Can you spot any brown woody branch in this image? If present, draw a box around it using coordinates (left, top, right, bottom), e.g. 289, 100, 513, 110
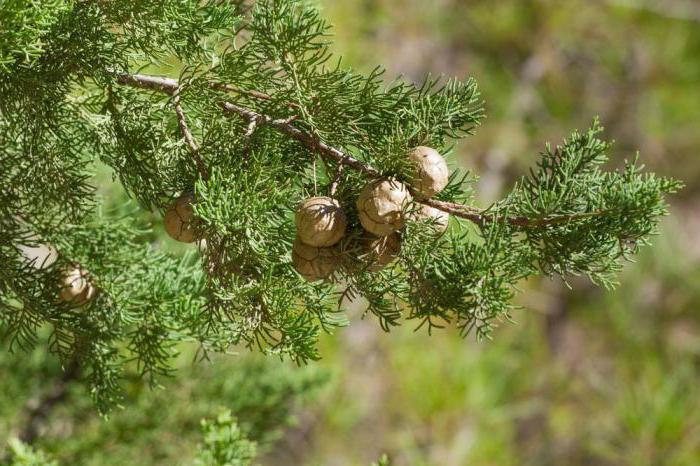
217, 102, 608, 226
112, 70, 611, 228
329, 163, 345, 197
112, 71, 210, 178
218, 101, 382, 178
112, 70, 300, 108
173, 88, 209, 179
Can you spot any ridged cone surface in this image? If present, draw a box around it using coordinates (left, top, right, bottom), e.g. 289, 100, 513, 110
408, 146, 449, 197
295, 196, 347, 247
59, 267, 95, 307
356, 179, 412, 236
362, 232, 401, 271
411, 204, 450, 235
292, 238, 340, 282
164, 194, 198, 243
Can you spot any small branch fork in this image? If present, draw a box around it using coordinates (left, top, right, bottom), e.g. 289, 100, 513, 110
114, 71, 209, 178
173, 88, 210, 179
111, 71, 610, 228
217, 101, 383, 178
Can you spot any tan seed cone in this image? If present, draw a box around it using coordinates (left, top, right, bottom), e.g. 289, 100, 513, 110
356, 179, 412, 236
81, 283, 97, 303
59, 267, 95, 307
408, 146, 449, 197
363, 233, 401, 272
411, 204, 449, 235
295, 196, 347, 247
164, 194, 198, 243
18, 243, 58, 270
292, 238, 340, 282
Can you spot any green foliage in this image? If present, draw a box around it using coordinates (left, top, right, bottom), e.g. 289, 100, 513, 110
502, 120, 682, 287
0, 343, 328, 464
1, 206, 207, 412
0, 0, 679, 414
194, 411, 257, 466
371, 454, 391, 466
291, 1, 700, 464
4, 439, 57, 466
0, 0, 72, 72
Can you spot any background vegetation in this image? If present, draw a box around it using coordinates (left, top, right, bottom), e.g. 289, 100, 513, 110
2, 0, 699, 464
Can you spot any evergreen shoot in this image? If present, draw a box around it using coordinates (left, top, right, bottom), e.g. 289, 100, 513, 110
0, 0, 681, 412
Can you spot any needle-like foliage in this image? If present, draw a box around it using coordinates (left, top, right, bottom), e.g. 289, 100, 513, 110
0, 0, 680, 411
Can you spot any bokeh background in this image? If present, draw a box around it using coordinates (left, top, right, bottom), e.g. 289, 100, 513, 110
2, 1, 699, 465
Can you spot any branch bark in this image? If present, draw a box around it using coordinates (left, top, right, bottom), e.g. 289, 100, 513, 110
217, 101, 607, 227
329, 163, 345, 197
112, 71, 209, 178
173, 88, 210, 179
111, 70, 612, 228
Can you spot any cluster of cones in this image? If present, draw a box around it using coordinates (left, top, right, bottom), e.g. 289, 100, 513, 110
160, 146, 451, 283
292, 147, 450, 282
19, 243, 98, 308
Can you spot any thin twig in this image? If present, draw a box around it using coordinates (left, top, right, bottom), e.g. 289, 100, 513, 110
219, 103, 606, 226
241, 114, 260, 163
114, 71, 615, 228
113, 71, 179, 94
218, 101, 382, 177
173, 92, 200, 153
112, 71, 209, 178
329, 163, 345, 197
244, 115, 259, 138
111, 70, 300, 108
173, 87, 209, 179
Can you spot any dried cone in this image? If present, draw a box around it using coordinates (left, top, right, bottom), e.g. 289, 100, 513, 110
295, 196, 347, 247
363, 233, 401, 272
408, 146, 449, 197
411, 204, 449, 235
18, 243, 58, 270
58, 267, 96, 307
292, 238, 340, 282
164, 193, 199, 243
356, 179, 412, 236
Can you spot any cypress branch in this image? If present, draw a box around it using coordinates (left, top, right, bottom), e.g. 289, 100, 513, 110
0, 0, 681, 411
112, 71, 630, 228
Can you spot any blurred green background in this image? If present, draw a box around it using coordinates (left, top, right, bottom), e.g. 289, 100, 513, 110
2, 1, 699, 465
